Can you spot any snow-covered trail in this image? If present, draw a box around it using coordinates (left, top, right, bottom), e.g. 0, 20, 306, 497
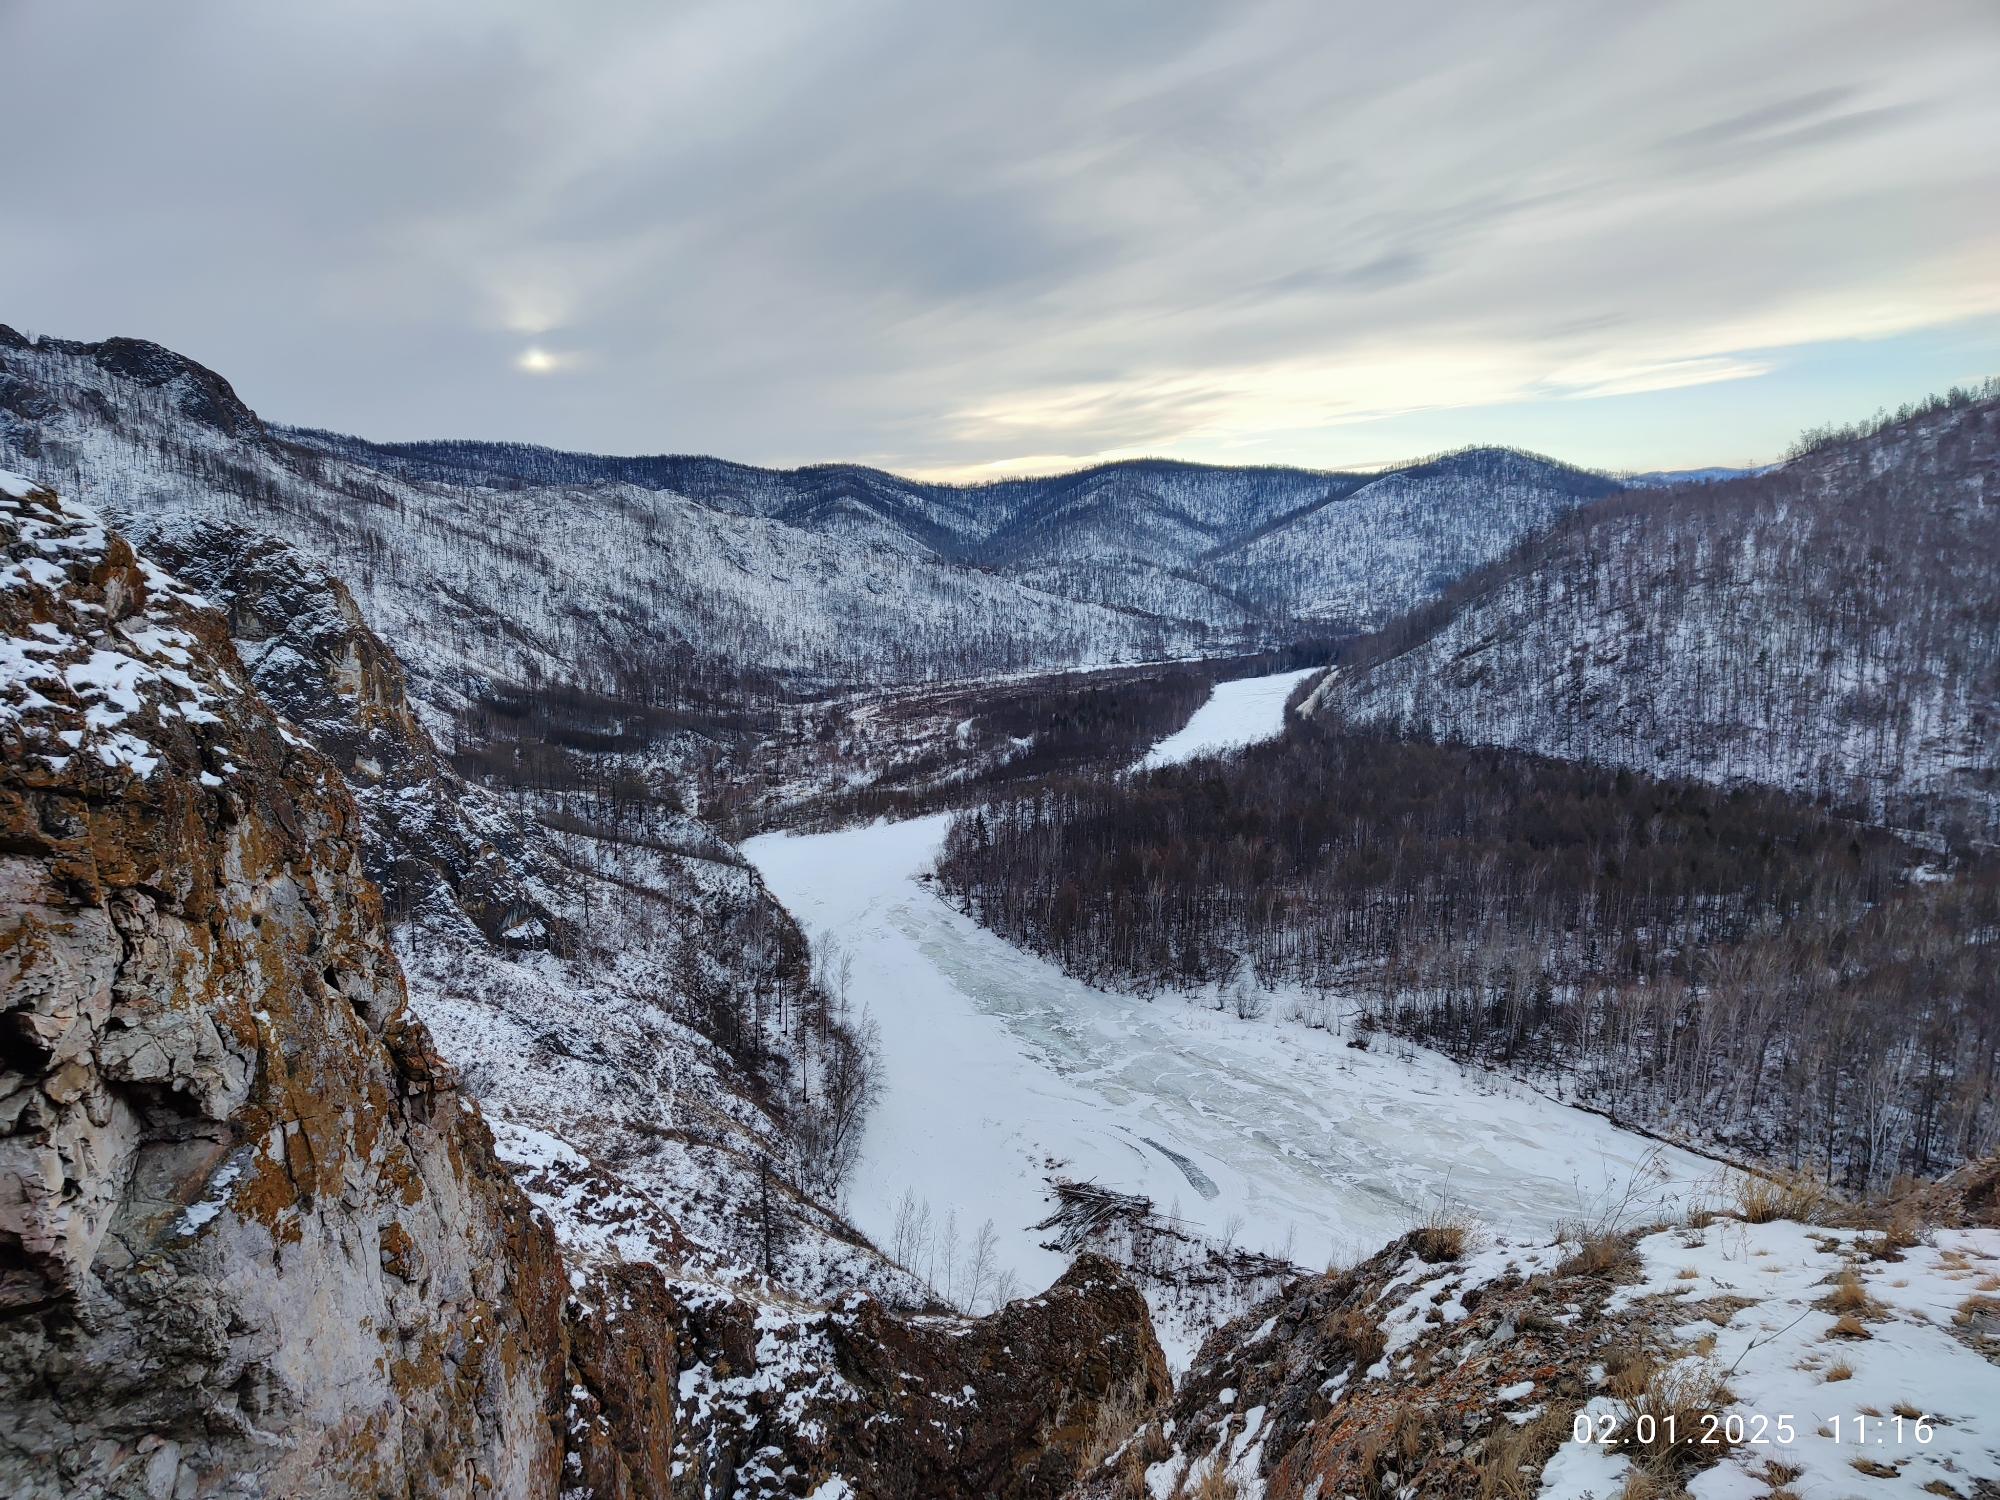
743, 670, 1713, 1317
1131, 665, 1319, 770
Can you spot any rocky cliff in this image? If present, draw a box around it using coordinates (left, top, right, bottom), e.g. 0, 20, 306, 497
0, 470, 584, 1493
0, 470, 1174, 1498
117, 514, 576, 955
670, 1254, 1170, 1500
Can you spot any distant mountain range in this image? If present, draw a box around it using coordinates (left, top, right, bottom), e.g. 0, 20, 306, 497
1618, 464, 1772, 487
2, 326, 1624, 710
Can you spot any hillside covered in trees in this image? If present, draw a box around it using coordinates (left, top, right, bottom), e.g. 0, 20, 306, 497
936, 387, 2000, 1192
1312, 385, 2000, 843
935, 721, 1998, 1189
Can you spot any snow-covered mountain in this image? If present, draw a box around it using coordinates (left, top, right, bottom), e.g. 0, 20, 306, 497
299, 426, 1621, 632
1210, 447, 1620, 630
0, 330, 1190, 712
0, 328, 1625, 720
1313, 393, 2000, 841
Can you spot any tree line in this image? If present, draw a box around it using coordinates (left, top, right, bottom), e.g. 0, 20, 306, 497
934, 722, 1999, 1189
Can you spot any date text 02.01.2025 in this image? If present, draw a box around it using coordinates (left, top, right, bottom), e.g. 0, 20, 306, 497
1572, 1411, 1796, 1448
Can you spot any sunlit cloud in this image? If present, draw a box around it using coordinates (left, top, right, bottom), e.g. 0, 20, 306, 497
941, 343, 1779, 466
514, 346, 576, 375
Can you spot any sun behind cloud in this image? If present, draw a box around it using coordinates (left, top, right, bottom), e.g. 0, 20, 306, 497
515, 346, 566, 375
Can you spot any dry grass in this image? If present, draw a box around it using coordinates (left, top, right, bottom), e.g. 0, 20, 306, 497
1602, 1343, 1653, 1396
1824, 1359, 1855, 1381
1859, 1207, 1924, 1261
1608, 1359, 1735, 1482
1164, 1456, 1240, 1500
1760, 1458, 1806, 1500
1730, 1169, 1828, 1225
1692, 1294, 1756, 1327
1409, 1199, 1480, 1263
1410, 1222, 1467, 1261
1472, 1404, 1573, 1500
1676, 1266, 1700, 1281
1559, 1231, 1638, 1279
1614, 1470, 1666, 1500
1341, 1403, 1436, 1496
1893, 1401, 1925, 1420
1952, 1293, 1997, 1330
1852, 1455, 1900, 1478
1818, 1267, 1887, 1321
1827, 1313, 1873, 1340
1334, 1308, 1387, 1371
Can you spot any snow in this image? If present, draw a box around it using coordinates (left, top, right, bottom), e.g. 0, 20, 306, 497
1537, 1412, 1630, 1499
1576, 1219, 2000, 1500
1130, 667, 1319, 771
175, 1150, 249, 1237
744, 673, 1714, 1370
0, 467, 43, 500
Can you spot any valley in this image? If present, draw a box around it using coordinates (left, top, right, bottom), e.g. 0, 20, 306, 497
745, 673, 1714, 1368
9, 7, 2000, 1493
3, 339, 1996, 1499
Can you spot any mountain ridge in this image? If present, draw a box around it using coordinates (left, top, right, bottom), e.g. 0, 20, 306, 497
1313, 389, 2000, 840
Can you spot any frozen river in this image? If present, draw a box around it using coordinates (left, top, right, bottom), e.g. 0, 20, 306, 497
742, 669, 1711, 1318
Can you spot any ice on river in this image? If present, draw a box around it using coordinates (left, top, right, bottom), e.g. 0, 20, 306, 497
1131, 665, 1319, 771
742, 671, 1713, 1342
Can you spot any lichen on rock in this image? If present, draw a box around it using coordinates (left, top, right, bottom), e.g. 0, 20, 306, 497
0, 471, 572, 1496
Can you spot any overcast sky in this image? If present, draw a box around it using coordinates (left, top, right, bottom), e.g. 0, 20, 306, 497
4, 1, 1997, 477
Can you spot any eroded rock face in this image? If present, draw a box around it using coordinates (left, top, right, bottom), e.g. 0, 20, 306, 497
122, 516, 577, 955
672, 1254, 1171, 1500
0, 474, 573, 1496
1131, 1230, 1662, 1500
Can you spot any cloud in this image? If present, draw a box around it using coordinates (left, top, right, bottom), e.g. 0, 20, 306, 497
2, 0, 1996, 472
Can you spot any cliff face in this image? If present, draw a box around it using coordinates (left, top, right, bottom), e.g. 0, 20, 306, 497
0, 471, 1175, 1499
119, 514, 576, 955
0, 471, 573, 1495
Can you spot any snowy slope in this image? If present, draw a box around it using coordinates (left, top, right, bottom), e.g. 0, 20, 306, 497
1549, 1218, 2000, 1500
1211, 448, 1620, 627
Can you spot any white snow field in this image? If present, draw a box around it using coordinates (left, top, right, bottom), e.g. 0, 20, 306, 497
1547, 1219, 2000, 1500
745, 671, 1715, 1364
1131, 666, 1320, 771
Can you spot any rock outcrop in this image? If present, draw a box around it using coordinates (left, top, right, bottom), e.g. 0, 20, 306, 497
1119, 1229, 1675, 1500
0, 470, 576, 1495
120, 515, 576, 955
673, 1254, 1171, 1500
